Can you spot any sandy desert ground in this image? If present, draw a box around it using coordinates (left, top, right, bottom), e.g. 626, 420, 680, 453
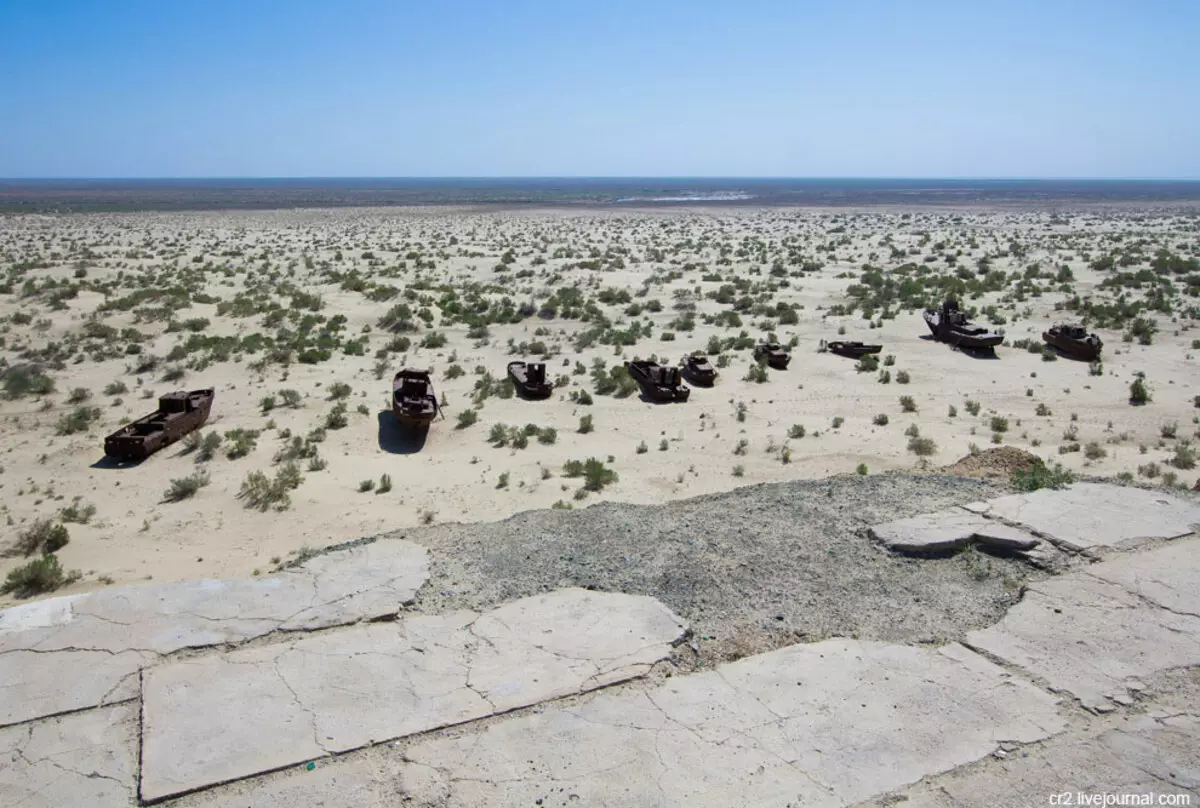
1, 204, 1197, 603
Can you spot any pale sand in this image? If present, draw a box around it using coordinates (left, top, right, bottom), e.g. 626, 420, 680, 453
0, 206, 1196, 602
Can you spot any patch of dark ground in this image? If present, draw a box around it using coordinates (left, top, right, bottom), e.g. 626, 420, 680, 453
387, 472, 1037, 668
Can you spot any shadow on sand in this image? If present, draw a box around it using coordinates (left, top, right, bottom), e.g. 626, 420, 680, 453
89, 454, 145, 470
377, 411, 429, 454
918, 334, 999, 359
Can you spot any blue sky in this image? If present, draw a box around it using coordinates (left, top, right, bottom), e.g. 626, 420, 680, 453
1, 0, 1196, 177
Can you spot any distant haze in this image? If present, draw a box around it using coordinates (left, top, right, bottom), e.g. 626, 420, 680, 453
1, 0, 1197, 178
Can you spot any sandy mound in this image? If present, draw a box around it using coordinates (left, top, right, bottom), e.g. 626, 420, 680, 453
942, 447, 1044, 479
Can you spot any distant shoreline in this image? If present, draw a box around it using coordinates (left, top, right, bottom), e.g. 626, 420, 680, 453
2, 177, 1200, 213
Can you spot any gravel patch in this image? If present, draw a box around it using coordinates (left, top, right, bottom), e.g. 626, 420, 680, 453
387, 472, 1040, 667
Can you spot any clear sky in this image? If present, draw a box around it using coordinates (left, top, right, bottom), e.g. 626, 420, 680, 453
1, 0, 1196, 178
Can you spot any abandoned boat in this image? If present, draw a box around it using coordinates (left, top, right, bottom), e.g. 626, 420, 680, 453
923, 299, 1003, 350
1042, 324, 1102, 361
392, 369, 439, 427
680, 353, 717, 386
626, 361, 691, 402
753, 343, 791, 369
104, 388, 214, 460
827, 341, 883, 358
507, 360, 553, 399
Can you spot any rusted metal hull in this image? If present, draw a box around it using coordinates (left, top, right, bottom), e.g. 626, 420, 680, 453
392, 369, 438, 427
753, 345, 791, 369
924, 311, 1003, 350
828, 341, 883, 358
104, 388, 214, 460
680, 356, 716, 386
1042, 330, 1102, 361
626, 361, 690, 402
507, 361, 553, 399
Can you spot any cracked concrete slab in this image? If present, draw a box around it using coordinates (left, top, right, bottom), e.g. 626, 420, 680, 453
862, 711, 1200, 808
968, 540, 1200, 711
869, 508, 1041, 553
966, 483, 1200, 552
0, 702, 138, 808
389, 639, 1063, 808
0, 539, 428, 727
139, 588, 687, 803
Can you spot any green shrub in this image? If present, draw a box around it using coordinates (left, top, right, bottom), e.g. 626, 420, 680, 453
895, 370, 911, 384
328, 382, 352, 400
67, 387, 91, 404
788, 424, 806, 439
856, 463, 869, 475
873, 413, 889, 426
103, 381, 129, 396
2, 555, 69, 597
578, 414, 594, 433
1083, 442, 1107, 460
164, 471, 210, 502
56, 406, 101, 435
16, 519, 70, 556
990, 416, 1009, 433
1130, 376, 1150, 404
3, 367, 55, 399
457, 409, 478, 429
1171, 442, 1196, 470
537, 426, 558, 445
907, 436, 937, 456
1012, 461, 1075, 491
224, 428, 261, 458
196, 432, 223, 461
856, 354, 879, 372
899, 396, 917, 413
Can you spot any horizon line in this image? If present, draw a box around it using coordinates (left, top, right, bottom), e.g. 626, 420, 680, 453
3, 175, 1200, 182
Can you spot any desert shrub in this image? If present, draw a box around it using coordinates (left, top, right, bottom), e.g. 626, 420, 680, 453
1083, 442, 1107, 460
856, 354, 879, 372
899, 396, 917, 413
489, 423, 509, 445
831, 416, 844, 429
537, 426, 557, 444
1171, 442, 1196, 470
16, 519, 70, 556
1012, 461, 1075, 492
990, 416, 1009, 433
421, 332, 448, 349
732, 465, 745, 477
1161, 422, 1178, 439
67, 387, 91, 404
895, 370, 911, 384
56, 406, 101, 435
260, 395, 277, 413
358, 479, 375, 492
456, 409, 478, 429
873, 413, 889, 426
164, 471, 210, 502
907, 436, 937, 456
1041, 346, 1058, 362
948, 405, 957, 417
103, 381, 129, 396
877, 370, 891, 384
1, 555, 69, 597
788, 424, 806, 439
562, 459, 585, 477
324, 402, 348, 430
856, 463, 869, 475
578, 414, 594, 433
328, 382, 352, 400
904, 423, 920, 438
744, 363, 769, 383
279, 389, 303, 408
59, 499, 96, 524
3, 367, 55, 398
1129, 377, 1150, 405
1036, 403, 1052, 416
238, 465, 301, 511
196, 432, 223, 461
224, 428, 261, 458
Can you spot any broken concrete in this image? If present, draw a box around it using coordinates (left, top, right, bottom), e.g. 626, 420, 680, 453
968, 539, 1200, 711
0, 539, 428, 727
964, 482, 1200, 552
388, 639, 1063, 808
139, 588, 687, 803
865, 711, 1200, 807
0, 702, 138, 808
869, 507, 1040, 553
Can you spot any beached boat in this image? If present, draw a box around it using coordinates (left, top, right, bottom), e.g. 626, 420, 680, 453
680, 353, 717, 385
626, 361, 690, 402
1042, 324, 1102, 361
827, 341, 883, 358
507, 360, 553, 398
392, 369, 439, 426
104, 388, 214, 460
923, 300, 1003, 350
753, 343, 791, 369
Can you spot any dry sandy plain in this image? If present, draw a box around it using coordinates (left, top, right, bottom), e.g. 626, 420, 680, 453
1, 204, 1197, 604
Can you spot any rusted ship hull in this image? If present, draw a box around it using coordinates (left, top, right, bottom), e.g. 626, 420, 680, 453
104, 388, 214, 460
507, 361, 553, 399
626, 361, 690, 403
1042, 330, 1102, 361
392, 370, 438, 427
827, 341, 883, 358
924, 311, 1003, 350
680, 357, 716, 386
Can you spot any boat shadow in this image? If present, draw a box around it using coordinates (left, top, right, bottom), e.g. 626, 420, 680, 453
377, 411, 429, 454
1044, 344, 1094, 362
89, 455, 145, 470
919, 334, 999, 359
